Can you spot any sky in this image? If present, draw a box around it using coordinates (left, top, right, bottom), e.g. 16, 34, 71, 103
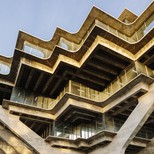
0, 0, 153, 57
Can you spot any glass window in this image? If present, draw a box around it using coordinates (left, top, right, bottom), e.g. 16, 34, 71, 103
10, 87, 52, 109
24, 44, 44, 58
144, 21, 154, 34
0, 63, 10, 75
61, 42, 68, 50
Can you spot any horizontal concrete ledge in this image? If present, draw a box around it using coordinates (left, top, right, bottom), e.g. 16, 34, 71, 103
0, 123, 34, 154
43, 74, 154, 116
2, 99, 50, 112
102, 74, 154, 113
45, 130, 150, 150
102, 74, 153, 107
49, 74, 154, 114
2, 101, 55, 120
2, 74, 154, 120
0, 107, 83, 154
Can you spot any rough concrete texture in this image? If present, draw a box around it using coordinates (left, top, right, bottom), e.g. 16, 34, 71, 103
0, 124, 33, 154
0, 107, 85, 154
89, 83, 154, 154
136, 138, 154, 154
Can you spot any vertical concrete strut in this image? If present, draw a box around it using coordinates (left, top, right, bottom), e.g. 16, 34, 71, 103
89, 83, 154, 154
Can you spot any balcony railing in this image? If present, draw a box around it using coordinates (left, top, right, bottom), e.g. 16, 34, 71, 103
49, 61, 154, 108
10, 88, 53, 109
40, 115, 154, 140
10, 61, 154, 109
58, 14, 154, 51
22, 11, 154, 55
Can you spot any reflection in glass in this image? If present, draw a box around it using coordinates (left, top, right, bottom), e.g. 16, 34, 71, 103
0, 63, 10, 75
24, 44, 44, 58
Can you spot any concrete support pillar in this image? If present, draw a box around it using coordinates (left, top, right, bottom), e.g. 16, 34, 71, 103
89, 83, 154, 154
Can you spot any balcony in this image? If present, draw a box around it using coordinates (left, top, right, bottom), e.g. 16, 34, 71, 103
44, 115, 153, 151
10, 87, 52, 109
49, 61, 154, 109
95, 13, 154, 43
8, 61, 154, 110
45, 115, 154, 140
58, 13, 154, 52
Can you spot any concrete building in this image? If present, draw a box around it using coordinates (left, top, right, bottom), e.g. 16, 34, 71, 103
0, 2, 154, 154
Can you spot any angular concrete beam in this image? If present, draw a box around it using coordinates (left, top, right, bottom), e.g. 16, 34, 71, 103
89, 82, 154, 154
0, 144, 18, 154
103, 81, 149, 112
55, 98, 103, 118
0, 107, 85, 154
0, 124, 32, 154
136, 138, 154, 154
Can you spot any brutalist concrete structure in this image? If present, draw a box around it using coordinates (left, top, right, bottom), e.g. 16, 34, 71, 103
0, 2, 154, 154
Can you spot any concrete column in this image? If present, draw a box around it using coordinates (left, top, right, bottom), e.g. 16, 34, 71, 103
89, 83, 154, 154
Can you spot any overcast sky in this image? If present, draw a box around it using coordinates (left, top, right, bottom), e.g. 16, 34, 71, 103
0, 0, 153, 57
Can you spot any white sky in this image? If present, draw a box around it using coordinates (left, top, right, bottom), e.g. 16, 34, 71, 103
0, 0, 153, 57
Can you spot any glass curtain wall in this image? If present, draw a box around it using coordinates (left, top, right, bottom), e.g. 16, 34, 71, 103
10, 87, 52, 109
50, 115, 154, 140
52, 115, 122, 139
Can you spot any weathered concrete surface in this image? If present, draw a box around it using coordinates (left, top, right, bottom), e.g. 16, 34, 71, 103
136, 138, 154, 154
0, 107, 85, 154
0, 124, 32, 154
0, 141, 18, 154
0, 149, 5, 154
89, 83, 154, 154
